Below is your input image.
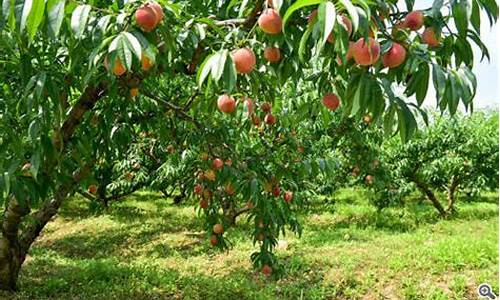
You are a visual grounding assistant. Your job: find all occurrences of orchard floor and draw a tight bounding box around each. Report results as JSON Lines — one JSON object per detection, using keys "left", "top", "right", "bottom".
{"left": 1, "top": 189, "right": 498, "bottom": 300}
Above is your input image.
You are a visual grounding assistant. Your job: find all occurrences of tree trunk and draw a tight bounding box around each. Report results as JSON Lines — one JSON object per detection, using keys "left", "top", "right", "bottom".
{"left": 0, "top": 197, "right": 30, "bottom": 291}
{"left": 446, "top": 176, "right": 460, "bottom": 213}
{"left": 411, "top": 175, "right": 447, "bottom": 217}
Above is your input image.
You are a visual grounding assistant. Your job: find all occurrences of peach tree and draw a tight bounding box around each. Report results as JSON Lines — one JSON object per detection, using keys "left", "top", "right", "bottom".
{"left": 369, "top": 111, "right": 499, "bottom": 216}
{"left": 0, "top": 0, "right": 498, "bottom": 290}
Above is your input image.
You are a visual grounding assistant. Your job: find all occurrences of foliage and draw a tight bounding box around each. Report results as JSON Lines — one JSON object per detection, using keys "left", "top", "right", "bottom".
{"left": 0, "top": 0, "right": 498, "bottom": 288}
{"left": 371, "top": 111, "right": 499, "bottom": 215}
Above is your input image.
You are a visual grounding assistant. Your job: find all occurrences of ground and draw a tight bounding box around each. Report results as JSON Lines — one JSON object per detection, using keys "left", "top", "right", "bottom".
{"left": 1, "top": 189, "right": 498, "bottom": 299}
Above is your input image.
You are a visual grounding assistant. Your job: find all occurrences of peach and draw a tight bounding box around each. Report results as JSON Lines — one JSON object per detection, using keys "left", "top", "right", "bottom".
{"left": 213, "top": 223, "right": 224, "bottom": 234}
{"left": 232, "top": 48, "right": 256, "bottom": 74}
{"left": 258, "top": 9, "right": 282, "bottom": 34}
{"left": 265, "top": 113, "right": 276, "bottom": 125}
{"left": 149, "top": 1, "right": 163, "bottom": 24}
{"left": 141, "top": 54, "right": 153, "bottom": 71}
{"left": 322, "top": 93, "right": 340, "bottom": 111}
{"left": 104, "top": 56, "right": 126, "bottom": 76}
{"left": 135, "top": 4, "right": 158, "bottom": 32}
{"left": 422, "top": 27, "right": 440, "bottom": 47}
{"left": 403, "top": 11, "right": 424, "bottom": 31}
{"left": 264, "top": 47, "right": 281, "bottom": 62}
{"left": 217, "top": 94, "right": 236, "bottom": 113}
{"left": 381, "top": 43, "right": 406, "bottom": 68}
{"left": 244, "top": 97, "right": 253, "bottom": 114}
{"left": 352, "top": 37, "right": 380, "bottom": 66}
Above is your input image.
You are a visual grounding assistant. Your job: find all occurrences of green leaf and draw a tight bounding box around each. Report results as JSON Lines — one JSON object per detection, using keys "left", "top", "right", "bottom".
{"left": 46, "top": 0, "right": 65, "bottom": 38}
{"left": 109, "top": 35, "right": 132, "bottom": 70}
{"left": 432, "top": 64, "right": 446, "bottom": 103}
{"left": 1, "top": 0, "right": 13, "bottom": 29}
{"left": 197, "top": 53, "right": 215, "bottom": 88}
{"left": 14, "top": 0, "right": 31, "bottom": 32}
{"left": 122, "top": 32, "right": 142, "bottom": 61}
{"left": 338, "top": 0, "right": 358, "bottom": 33}
{"left": 211, "top": 50, "right": 227, "bottom": 82}
{"left": 317, "top": 1, "right": 336, "bottom": 46}
{"left": 282, "top": 0, "right": 322, "bottom": 32}
{"left": 384, "top": 104, "right": 396, "bottom": 138}
{"left": 222, "top": 55, "right": 237, "bottom": 93}
{"left": 415, "top": 63, "right": 430, "bottom": 105}
{"left": 470, "top": 0, "right": 481, "bottom": 33}
{"left": 298, "top": 23, "right": 314, "bottom": 61}
{"left": 71, "top": 4, "right": 91, "bottom": 39}
{"left": 452, "top": 0, "right": 469, "bottom": 37}
{"left": 25, "top": 0, "right": 43, "bottom": 39}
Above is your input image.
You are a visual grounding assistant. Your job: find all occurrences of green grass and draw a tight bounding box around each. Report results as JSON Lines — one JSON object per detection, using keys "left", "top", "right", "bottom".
{"left": 2, "top": 189, "right": 498, "bottom": 299}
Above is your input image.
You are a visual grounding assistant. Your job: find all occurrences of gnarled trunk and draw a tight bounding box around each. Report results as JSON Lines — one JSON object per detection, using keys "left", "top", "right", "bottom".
{"left": 0, "top": 196, "right": 30, "bottom": 291}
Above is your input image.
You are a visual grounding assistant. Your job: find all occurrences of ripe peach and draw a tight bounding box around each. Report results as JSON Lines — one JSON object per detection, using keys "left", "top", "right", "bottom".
{"left": 199, "top": 199, "right": 208, "bottom": 209}
{"left": 265, "top": 113, "right": 276, "bottom": 125}
{"left": 213, "top": 223, "right": 224, "bottom": 234}
{"left": 141, "top": 54, "right": 153, "bottom": 71}
{"left": 258, "top": 9, "right": 282, "bottom": 34}
{"left": 88, "top": 184, "right": 98, "bottom": 195}
{"left": 244, "top": 97, "right": 254, "bottom": 114}
{"left": 212, "top": 158, "right": 224, "bottom": 170}
{"left": 381, "top": 43, "right": 406, "bottom": 68}
{"left": 130, "top": 88, "right": 139, "bottom": 98}
{"left": 339, "top": 15, "right": 353, "bottom": 37}
{"left": 194, "top": 184, "right": 203, "bottom": 195}
{"left": 403, "top": 11, "right": 424, "bottom": 31}
{"left": 264, "top": 47, "right": 281, "bottom": 63}
{"left": 252, "top": 115, "right": 261, "bottom": 126}
{"left": 262, "top": 264, "right": 272, "bottom": 275}
{"left": 104, "top": 56, "right": 126, "bottom": 76}
{"left": 217, "top": 94, "right": 236, "bottom": 114}
{"left": 204, "top": 169, "right": 216, "bottom": 181}
{"left": 232, "top": 48, "right": 256, "bottom": 74}
{"left": 149, "top": 1, "right": 164, "bottom": 24}
{"left": 322, "top": 93, "right": 340, "bottom": 111}
{"left": 210, "top": 234, "right": 218, "bottom": 246}
{"left": 352, "top": 37, "right": 380, "bottom": 66}
{"left": 261, "top": 102, "right": 272, "bottom": 113}
{"left": 363, "top": 115, "right": 372, "bottom": 124}
{"left": 365, "top": 175, "right": 374, "bottom": 185}
{"left": 283, "top": 191, "right": 293, "bottom": 203}
{"left": 135, "top": 4, "right": 158, "bottom": 32}
{"left": 272, "top": 186, "right": 280, "bottom": 197}
{"left": 422, "top": 27, "right": 440, "bottom": 47}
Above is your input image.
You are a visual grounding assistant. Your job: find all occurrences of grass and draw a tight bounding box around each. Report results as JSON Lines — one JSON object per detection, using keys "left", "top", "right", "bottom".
{"left": 1, "top": 189, "right": 498, "bottom": 299}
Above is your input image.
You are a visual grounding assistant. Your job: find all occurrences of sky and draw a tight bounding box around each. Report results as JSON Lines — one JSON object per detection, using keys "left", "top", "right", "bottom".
{"left": 413, "top": 1, "right": 500, "bottom": 110}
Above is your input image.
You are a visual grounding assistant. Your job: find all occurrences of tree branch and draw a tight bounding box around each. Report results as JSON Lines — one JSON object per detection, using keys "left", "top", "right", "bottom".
{"left": 141, "top": 91, "right": 200, "bottom": 127}
{"left": 53, "top": 82, "right": 108, "bottom": 150}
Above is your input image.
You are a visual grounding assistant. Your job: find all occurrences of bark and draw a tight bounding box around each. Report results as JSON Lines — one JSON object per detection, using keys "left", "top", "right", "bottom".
{"left": 411, "top": 175, "right": 447, "bottom": 217}
{"left": 52, "top": 82, "right": 107, "bottom": 150}
{"left": 225, "top": 206, "right": 252, "bottom": 226}
{"left": 0, "top": 196, "right": 30, "bottom": 291}
{"left": 446, "top": 176, "right": 460, "bottom": 213}
{"left": 19, "top": 182, "right": 73, "bottom": 261}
